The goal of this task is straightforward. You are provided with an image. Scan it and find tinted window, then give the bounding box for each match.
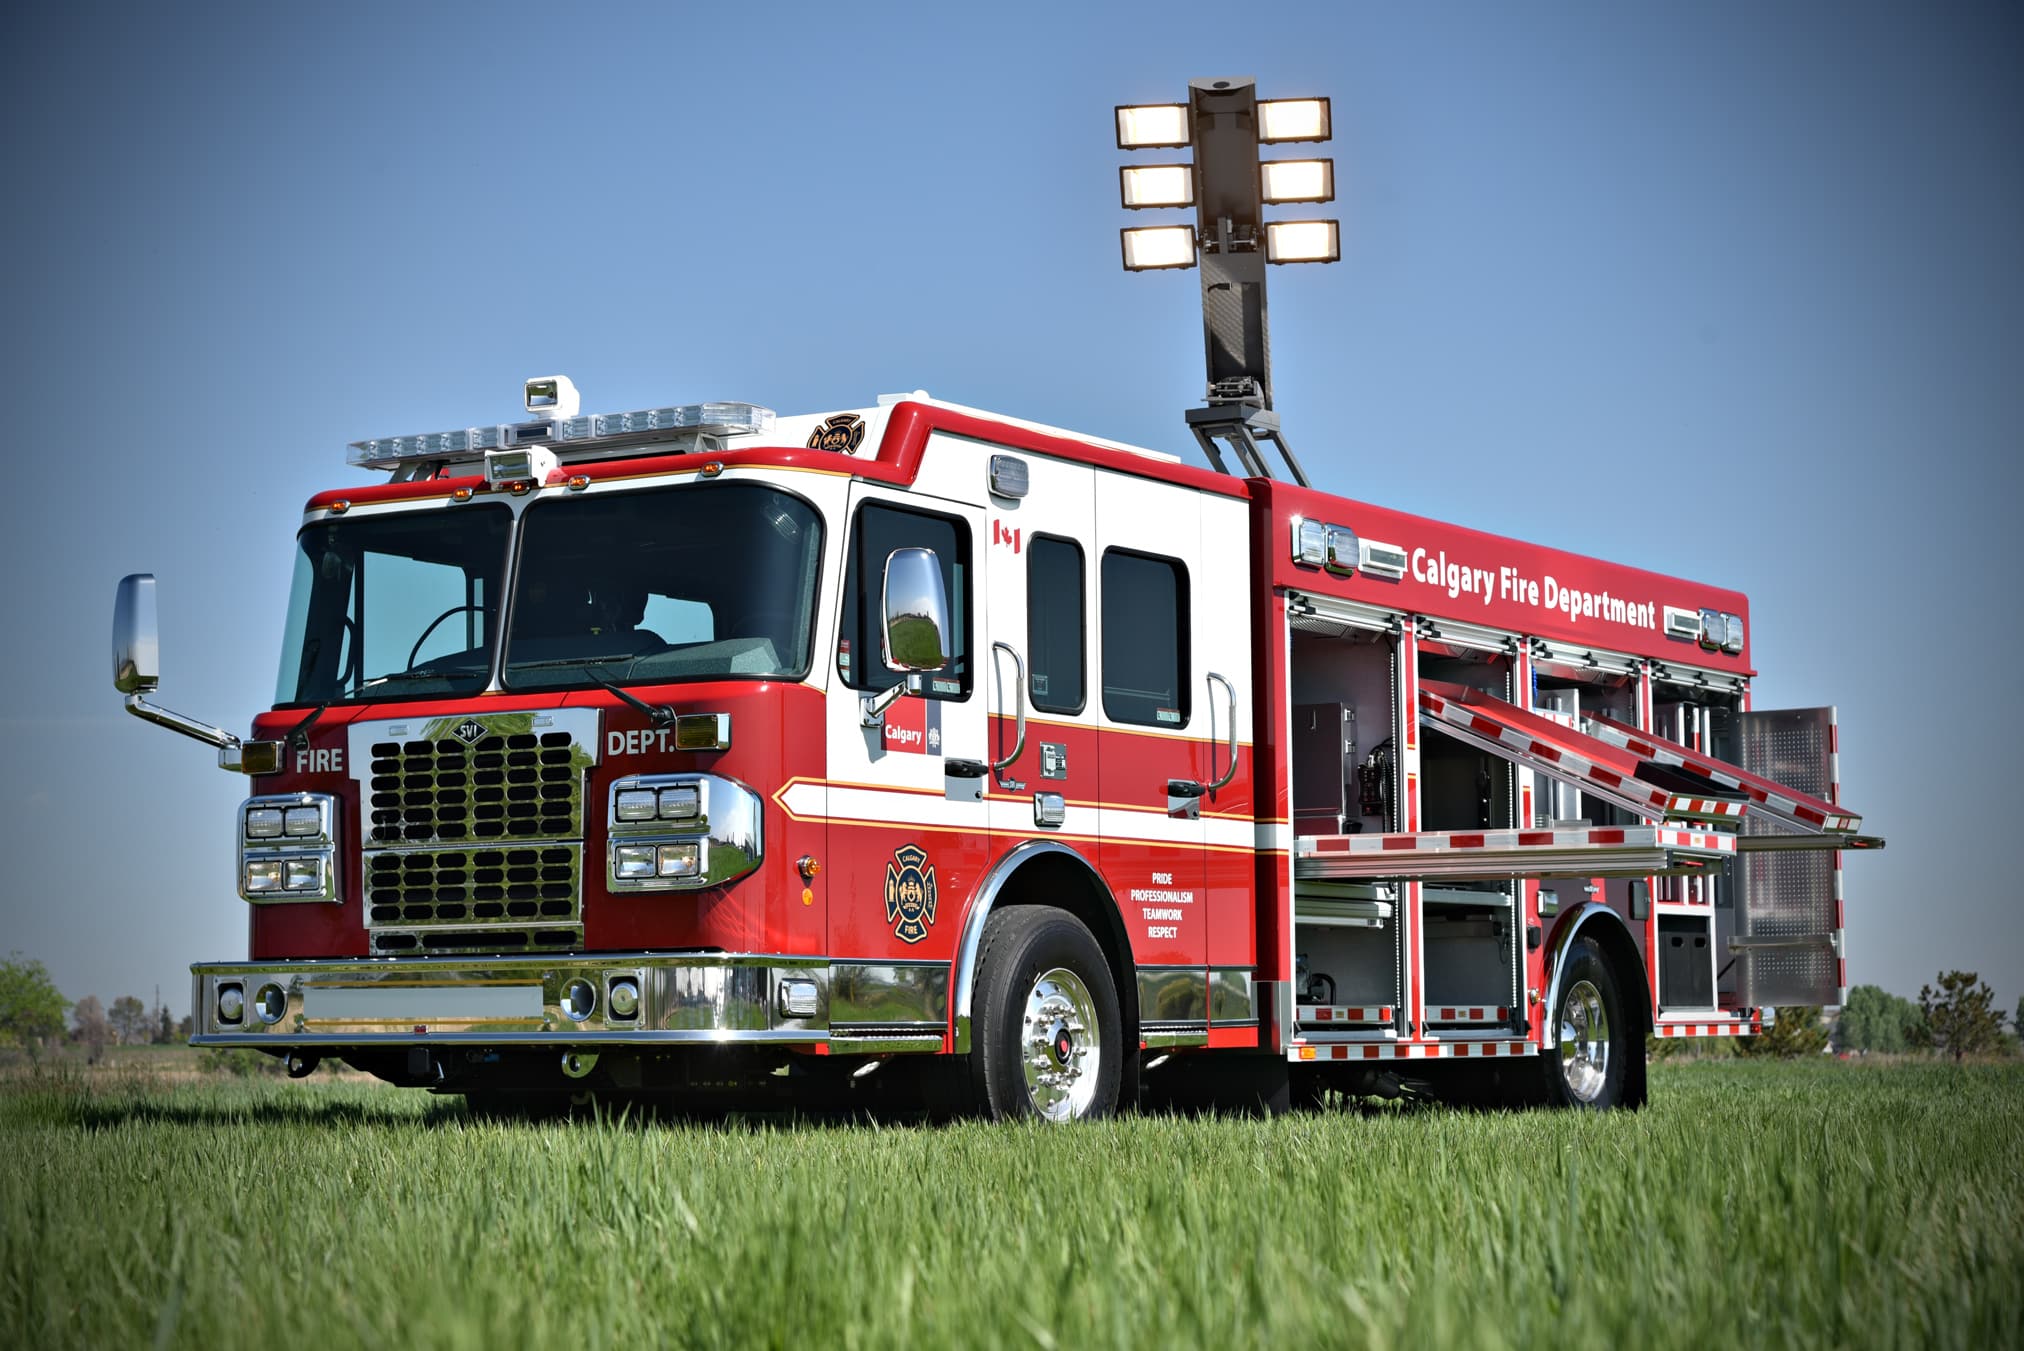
[503,483,823,692]
[275,506,511,706]
[840,502,970,698]
[1028,535,1085,714]
[1100,550,1188,727]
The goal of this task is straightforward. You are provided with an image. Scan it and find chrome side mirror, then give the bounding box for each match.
[112,573,263,771]
[880,547,950,673]
[861,547,951,729]
[112,574,161,694]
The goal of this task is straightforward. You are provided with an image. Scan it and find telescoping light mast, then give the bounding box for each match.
[1115,77,1339,484]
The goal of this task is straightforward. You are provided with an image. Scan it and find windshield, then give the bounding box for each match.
[275,506,512,706]
[502,483,823,693]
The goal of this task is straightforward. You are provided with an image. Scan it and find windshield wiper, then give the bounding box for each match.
[504,654,638,673]
[577,666,676,726]
[286,701,330,752]
[357,667,465,689]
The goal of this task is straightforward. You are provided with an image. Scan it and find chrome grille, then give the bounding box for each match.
[367,730,586,845]
[369,926,582,956]
[365,845,580,927]
[351,710,600,959]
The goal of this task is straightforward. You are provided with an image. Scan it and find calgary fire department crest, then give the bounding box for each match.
[806,413,866,455]
[884,843,938,945]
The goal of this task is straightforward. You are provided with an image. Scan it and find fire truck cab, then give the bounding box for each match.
[112,379,1878,1117]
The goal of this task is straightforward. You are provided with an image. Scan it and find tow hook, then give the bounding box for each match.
[561,1051,599,1080]
[285,1052,321,1079]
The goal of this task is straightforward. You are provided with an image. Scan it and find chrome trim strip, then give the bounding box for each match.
[190,952,831,1044]
[826,1033,944,1054]
[830,962,949,1026]
[1139,967,1206,1023]
[1141,1027,1210,1048]
[1209,968,1257,1023]
[189,1030,824,1048]
[1541,901,1637,1048]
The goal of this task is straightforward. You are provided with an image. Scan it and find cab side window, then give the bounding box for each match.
[839,501,970,698]
[1027,535,1085,714]
[1100,549,1188,727]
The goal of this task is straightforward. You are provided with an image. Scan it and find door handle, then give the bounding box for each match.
[1206,670,1238,794]
[991,641,1026,790]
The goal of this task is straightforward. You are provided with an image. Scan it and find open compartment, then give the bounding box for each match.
[1293,881,1399,1030]
[1288,615,1397,835]
[1423,886,1518,1029]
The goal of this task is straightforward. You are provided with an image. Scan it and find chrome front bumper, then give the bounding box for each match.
[190,952,923,1050]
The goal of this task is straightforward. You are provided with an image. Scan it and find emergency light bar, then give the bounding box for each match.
[348,399,776,472]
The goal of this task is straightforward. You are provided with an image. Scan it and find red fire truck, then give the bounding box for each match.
[110,378,1879,1117]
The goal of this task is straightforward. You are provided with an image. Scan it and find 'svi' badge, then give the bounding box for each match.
[452,719,488,746]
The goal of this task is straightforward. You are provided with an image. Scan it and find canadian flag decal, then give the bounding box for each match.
[993,520,1021,554]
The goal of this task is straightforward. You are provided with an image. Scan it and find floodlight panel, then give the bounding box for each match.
[1260,158,1334,204]
[1258,98,1331,144]
[1264,219,1340,264]
[1120,225,1197,271]
[1120,164,1194,209]
[1116,103,1190,149]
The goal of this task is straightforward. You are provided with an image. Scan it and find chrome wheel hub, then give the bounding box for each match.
[1557,978,1611,1103]
[1020,966,1100,1121]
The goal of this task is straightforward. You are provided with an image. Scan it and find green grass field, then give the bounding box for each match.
[3,1060,2019,1349]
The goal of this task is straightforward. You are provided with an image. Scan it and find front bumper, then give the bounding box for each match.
[191,952,869,1049]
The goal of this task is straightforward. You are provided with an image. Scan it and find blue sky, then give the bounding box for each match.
[3,2,2017,1018]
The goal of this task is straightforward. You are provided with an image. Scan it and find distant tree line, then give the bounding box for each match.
[1775,971,2014,1060]
[0,954,191,1062]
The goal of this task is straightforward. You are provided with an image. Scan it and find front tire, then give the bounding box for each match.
[1542,937,1632,1109]
[968,907,1123,1121]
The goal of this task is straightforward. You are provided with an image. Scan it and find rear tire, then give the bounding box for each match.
[968,907,1123,1121]
[1540,937,1632,1109]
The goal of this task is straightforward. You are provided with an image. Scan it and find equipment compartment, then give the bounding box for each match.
[1658,913,1715,1009]
[1423,896,1517,1028]
[1294,882,1400,1030]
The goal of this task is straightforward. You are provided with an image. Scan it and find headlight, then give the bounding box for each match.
[614,845,657,879]
[657,841,703,878]
[238,793,339,904]
[606,774,760,892]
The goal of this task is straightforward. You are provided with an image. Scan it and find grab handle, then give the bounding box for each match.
[1206,670,1238,794]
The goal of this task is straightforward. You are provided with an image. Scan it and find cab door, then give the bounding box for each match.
[1091,469,1209,1016]
[980,452,1099,851]
[822,488,991,976]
